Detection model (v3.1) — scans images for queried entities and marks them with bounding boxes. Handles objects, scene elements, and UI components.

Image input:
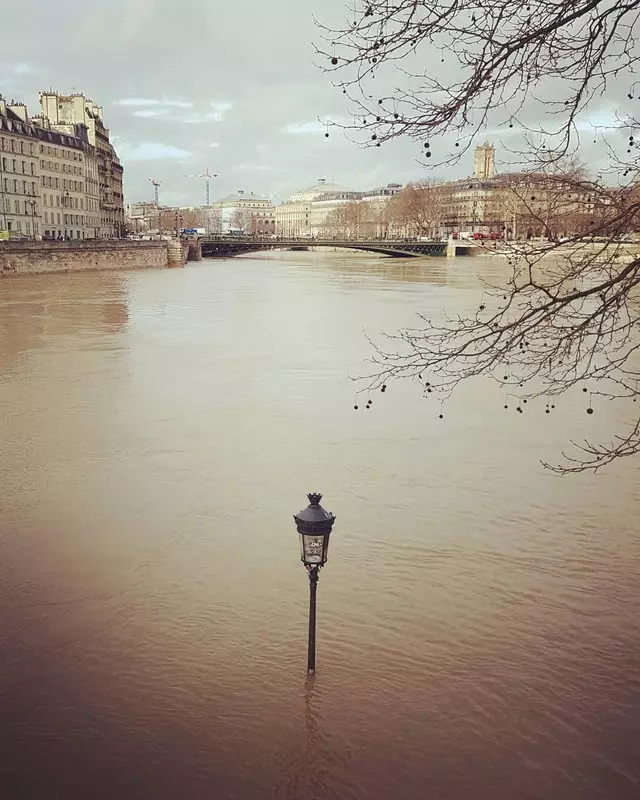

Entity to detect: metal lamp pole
[294,493,336,676]
[28,200,36,240]
[307,565,319,674]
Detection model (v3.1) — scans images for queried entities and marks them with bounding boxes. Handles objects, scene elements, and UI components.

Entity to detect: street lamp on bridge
[293,493,336,676]
[174,211,184,238]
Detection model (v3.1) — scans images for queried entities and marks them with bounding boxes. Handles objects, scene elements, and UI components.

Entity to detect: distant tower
[149,177,160,207]
[473,142,495,179]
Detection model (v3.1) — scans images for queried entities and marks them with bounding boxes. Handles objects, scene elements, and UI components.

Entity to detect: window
[1,158,6,170]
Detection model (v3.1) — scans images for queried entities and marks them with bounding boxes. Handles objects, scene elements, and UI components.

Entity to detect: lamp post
[26,199,37,240]
[174,210,183,238]
[293,493,336,676]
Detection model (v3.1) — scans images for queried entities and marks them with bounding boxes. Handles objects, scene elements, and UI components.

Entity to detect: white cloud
[182,103,233,124]
[233,163,271,171]
[283,121,326,135]
[2,62,36,75]
[115,97,193,108]
[117,141,192,161]
[209,142,221,148]
[183,112,226,124]
[210,101,233,113]
[133,109,169,118]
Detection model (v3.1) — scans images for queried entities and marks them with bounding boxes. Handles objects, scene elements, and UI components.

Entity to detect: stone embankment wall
[0,240,171,277]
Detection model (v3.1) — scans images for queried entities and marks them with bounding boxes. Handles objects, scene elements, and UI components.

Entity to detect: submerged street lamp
[293,493,336,676]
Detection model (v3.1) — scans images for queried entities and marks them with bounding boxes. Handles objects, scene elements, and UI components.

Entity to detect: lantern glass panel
[300,533,325,565]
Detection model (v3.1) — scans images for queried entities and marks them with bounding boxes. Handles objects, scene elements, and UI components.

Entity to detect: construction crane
[149,177,161,208]
[187,169,218,206]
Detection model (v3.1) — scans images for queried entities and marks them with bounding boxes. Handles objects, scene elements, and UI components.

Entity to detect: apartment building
[1,91,122,240]
[33,117,100,240]
[0,99,40,239]
[210,190,273,233]
[40,92,125,238]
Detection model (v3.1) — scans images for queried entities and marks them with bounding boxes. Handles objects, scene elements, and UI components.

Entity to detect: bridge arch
[198,237,462,259]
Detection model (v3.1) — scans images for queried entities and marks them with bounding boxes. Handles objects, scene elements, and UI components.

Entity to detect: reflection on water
[0,251,639,800]
[275,680,355,800]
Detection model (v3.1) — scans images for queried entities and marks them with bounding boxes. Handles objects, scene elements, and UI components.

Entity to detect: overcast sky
[1,0,630,207]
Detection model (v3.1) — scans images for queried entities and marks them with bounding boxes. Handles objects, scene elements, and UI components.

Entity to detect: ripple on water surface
[0,252,638,799]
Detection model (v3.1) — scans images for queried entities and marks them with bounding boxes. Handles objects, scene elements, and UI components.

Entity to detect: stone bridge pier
[187,240,202,262]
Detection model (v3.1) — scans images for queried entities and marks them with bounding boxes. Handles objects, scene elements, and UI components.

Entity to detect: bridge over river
[198,236,481,259]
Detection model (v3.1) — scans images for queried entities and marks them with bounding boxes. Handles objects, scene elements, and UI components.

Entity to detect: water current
[1,250,638,799]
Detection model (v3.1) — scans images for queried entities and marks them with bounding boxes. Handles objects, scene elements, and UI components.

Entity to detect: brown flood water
[0,250,639,800]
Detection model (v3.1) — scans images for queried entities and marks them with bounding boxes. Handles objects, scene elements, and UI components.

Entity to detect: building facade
[210,190,273,234]
[33,117,100,240]
[40,92,125,238]
[0,99,40,239]
[126,201,160,234]
[1,91,121,240]
[275,179,353,237]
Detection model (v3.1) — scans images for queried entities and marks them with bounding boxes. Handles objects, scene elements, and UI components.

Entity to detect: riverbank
[0,239,186,277]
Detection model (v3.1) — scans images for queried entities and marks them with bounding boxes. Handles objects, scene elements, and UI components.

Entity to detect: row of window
[40,176,85,193]
[2,178,38,195]
[41,175,61,189]
[42,212,90,226]
[43,230,90,239]
[4,200,101,224]
[3,198,37,215]
[1,157,36,175]
[39,144,84,162]
[42,193,90,210]
[39,159,84,176]
[5,220,38,234]
[0,137,36,156]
